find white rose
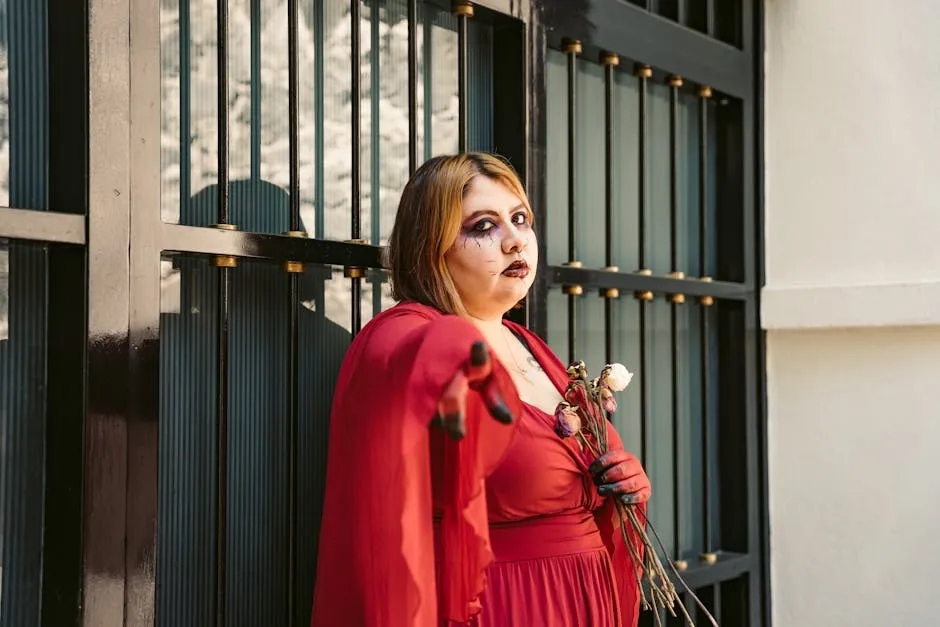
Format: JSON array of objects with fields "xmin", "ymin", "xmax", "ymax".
[{"xmin": 604, "ymin": 363, "xmax": 633, "ymax": 392}]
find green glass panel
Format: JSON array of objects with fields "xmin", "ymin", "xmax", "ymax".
[
  {"xmin": 574, "ymin": 58, "xmax": 605, "ymax": 269},
  {"xmin": 0, "ymin": 242, "xmax": 47, "ymax": 626},
  {"xmin": 0, "ymin": 0, "xmax": 48, "ymax": 210},
  {"xmin": 610, "ymin": 298, "xmax": 642, "ymax": 454},
  {"xmin": 545, "ymin": 49, "xmax": 568, "ymax": 267},
  {"xmin": 611, "ymin": 70, "xmax": 640, "ymax": 272},
  {"xmin": 646, "ymin": 82, "xmax": 672, "ymax": 275}
]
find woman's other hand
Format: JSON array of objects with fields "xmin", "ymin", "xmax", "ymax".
[
  {"xmin": 589, "ymin": 449, "xmax": 651, "ymax": 505},
  {"xmin": 431, "ymin": 341, "xmax": 514, "ymax": 440}
]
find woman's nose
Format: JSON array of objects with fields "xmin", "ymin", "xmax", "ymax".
[{"xmin": 503, "ymin": 225, "xmax": 526, "ymax": 254}]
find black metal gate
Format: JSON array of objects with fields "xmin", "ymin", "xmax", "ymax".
[{"xmin": 0, "ymin": 0, "xmax": 766, "ymax": 625}]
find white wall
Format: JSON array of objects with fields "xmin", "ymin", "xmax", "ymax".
[{"xmin": 764, "ymin": 1, "xmax": 940, "ymax": 625}]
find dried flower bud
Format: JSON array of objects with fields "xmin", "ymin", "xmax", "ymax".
[
  {"xmin": 567, "ymin": 360, "xmax": 588, "ymax": 381},
  {"xmin": 603, "ymin": 363, "xmax": 633, "ymax": 392},
  {"xmin": 553, "ymin": 403, "xmax": 582, "ymax": 438},
  {"xmin": 599, "ymin": 386, "xmax": 618, "ymax": 413},
  {"xmin": 564, "ymin": 382, "xmax": 589, "ymax": 409}
]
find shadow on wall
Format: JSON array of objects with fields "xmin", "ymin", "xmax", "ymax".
[{"xmin": 156, "ymin": 179, "xmax": 351, "ymax": 627}]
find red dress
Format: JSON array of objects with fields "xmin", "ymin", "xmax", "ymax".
[{"xmin": 311, "ymin": 302, "xmax": 643, "ymax": 627}]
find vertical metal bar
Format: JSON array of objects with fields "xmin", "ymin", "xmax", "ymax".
[
  {"xmin": 288, "ymin": 0, "xmax": 300, "ymax": 233},
  {"xmin": 601, "ymin": 51, "xmax": 619, "ymax": 364},
  {"xmin": 351, "ymin": 0, "xmax": 362, "ymax": 241},
  {"xmin": 422, "ymin": 12, "xmax": 433, "ymax": 161},
  {"xmin": 286, "ymin": 0, "xmax": 301, "ymax": 623},
  {"xmin": 714, "ymin": 582, "xmax": 723, "ymax": 624},
  {"xmin": 250, "ymin": 0, "xmax": 261, "ymax": 182},
  {"xmin": 217, "ymin": 0, "xmax": 230, "ymax": 226},
  {"xmin": 314, "ymin": 0, "xmax": 325, "ymax": 239},
  {"xmin": 697, "ymin": 85, "xmax": 717, "ymax": 566},
  {"xmin": 407, "ymin": 0, "xmax": 419, "ymax": 173},
  {"xmin": 564, "ymin": 39, "xmax": 579, "ymax": 264},
  {"xmin": 706, "ymin": 0, "xmax": 717, "ymax": 37},
  {"xmin": 666, "ymin": 73, "xmax": 686, "ymax": 571},
  {"xmin": 214, "ymin": 1, "xmax": 233, "ymax": 623},
  {"xmin": 350, "ymin": 0, "xmax": 363, "ymax": 334},
  {"xmin": 180, "ymin": 0, "xmax": 192, "ymax": 215},
  {"xmin": 453, "ymin": 1, "xmax": 473, "ymax": 152},
  {"xmin": 562, "ymin": 38, "xmax": 582, "ymax": 364},
  {"xmin": 371, "ymin": 0, "xmax": 383, "ymax": 317},
  {"xmin": 214, "ymin": 258, "xmax": 232, "ymax": 627},
  {"xmin": 634, "ymin": 64, "xmax": 653, "ymax": 465}
]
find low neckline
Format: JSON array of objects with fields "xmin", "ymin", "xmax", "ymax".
[{"xmin": 500, "ymin": 320, "xmax": 566, "ymax": 398}]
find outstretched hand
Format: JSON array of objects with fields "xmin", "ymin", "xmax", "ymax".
[
  {"xmin": 589, "ymin": 449, "xmax": 651, "ymax": 506},
  {"xmin": 431, "ymin": 341, "xmax": 514, "ymax": 440}
]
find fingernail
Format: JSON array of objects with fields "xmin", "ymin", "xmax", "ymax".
[
  {"xmin": 597, "ymin": 484, "xmax": 612, "ymax": 495},
  {"xmin": 470, "ymin": 341, "xmax": 488, "ymax": 367},
  {"xmin": 490, "ymin": 400, "xmax": 513, "ymax": 424},
  {"xmin": 620, "ymin": 493, "xmax": 640, "ymax": 505}
]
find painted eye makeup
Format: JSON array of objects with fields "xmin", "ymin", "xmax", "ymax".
[{"xmin": 461, "ymin": 209, "xmax": 530, "ymax": 237}]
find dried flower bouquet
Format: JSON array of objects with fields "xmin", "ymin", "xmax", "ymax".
[{"xmin": 553, "ymin": 361, "xmax": 718, "ymax": 627}]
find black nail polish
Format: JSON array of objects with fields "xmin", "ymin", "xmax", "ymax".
[
  {"xmin": 470, "ymin": 341, "xmax": 488, "ymax": 367},
  {"xmin": 490, "ymin": 400, "xmax": 513, "ymax": 424}
]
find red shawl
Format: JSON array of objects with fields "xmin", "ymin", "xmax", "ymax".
[{"xmin": 310, "ymin": 302, "xmax": 642, "ymax": 626}]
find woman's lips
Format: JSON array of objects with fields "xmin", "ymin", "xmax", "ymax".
[{"xmin": 502, "ymin": 260, "xmax": 529, "ymax": 279}]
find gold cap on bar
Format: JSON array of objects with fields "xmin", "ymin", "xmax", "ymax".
[
  {"xmin": 452, "ymin": 0, "xmax": 474, "ymax": 17},
  {"xmin": 667, "ymin": 75, "xmax": 684, "ymax": 88},
  {"xmin": 634, "ymin": 64, "xmax": 653, "ymax": 79},
  {"xmin": 562, "ymin": 39, "xmax": 582, "ymax": 55},
  {"xmin": 600, "ymin": 51, "xmax": 619, "ymax": 67}
]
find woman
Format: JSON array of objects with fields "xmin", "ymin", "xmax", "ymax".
[{"xmin": 311, "ymin": 153, "xmax": 651, "ymax": 627}]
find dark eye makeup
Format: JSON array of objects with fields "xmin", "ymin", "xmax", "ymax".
[{"xmin": 462, "ymin": 210, "xmax": 530, "ymax": 237}]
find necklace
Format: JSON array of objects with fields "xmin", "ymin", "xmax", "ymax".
[{"xmin": 500, "ymin": 326, "xmax": 534, "ymax": 384}]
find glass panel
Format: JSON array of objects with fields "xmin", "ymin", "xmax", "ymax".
[
  {"xmin": 157, "ymin": 255, "xmax": 353, "ymax": 626},
  {"xmin": 0, "ymin": 241, "xmax": 47, "ymax": 625},
  {"xmin": 0, "ymin": 0, "xmax": 49, "ymax": 210},
  {"xmin": 646, "ymin": 296, "xmax": 674, "ymax": 557},
  {"xmin": 574, "ymin": 58, "xmax": 605, "ymax": 270},
  {"xmin": 611, "ymin": 298, "xmax": 642, "ymax": 453},
  {"xmin": 544, "ymin": 49, "xmax": 567, "ymax": 267},
  {"xmin": 161, "ymin": 0, "xmax": 495, "ymax": 236},
  {"xmin": 156, "ymin": 254, "xmax": 217, "ymax": 626},
  {"xmin": 647, "ymin": 81, "xmax": 671, "ymax": 275},
  {"xmin": 546, "ymin": 48, "xmax": 723, "ymax": 566},
  {"xmin": 611, "ymin": 69, "xmax": 639, "ymax": 272}
]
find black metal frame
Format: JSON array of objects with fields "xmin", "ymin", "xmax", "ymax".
[{"xmin": 0, "ymin": 0, "xmax": 767, "ymax": 624}]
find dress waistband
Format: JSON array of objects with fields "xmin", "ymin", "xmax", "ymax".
[{"xmin": 487, "ymin": 511, "xmax": 604, "ymax": 562}]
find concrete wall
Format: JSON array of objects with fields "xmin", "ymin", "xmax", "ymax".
[{"xmin": 763, "ymin": 0, "xmax": 940, "ymax": 624}]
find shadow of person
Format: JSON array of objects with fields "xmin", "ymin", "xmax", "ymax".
[{"xmin": 157, "ymin": 179, "xmax": 352, "ymax": 627}]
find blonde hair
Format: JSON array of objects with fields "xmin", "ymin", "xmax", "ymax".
[{"xmin": 387, "ymin": 152, "xmax": 532, "ymax": 317}]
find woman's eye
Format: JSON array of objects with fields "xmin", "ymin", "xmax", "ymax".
[
  {"xmin": 473, "ymin": 219, "xmax": 496, "ymax": 232},
  {"xmin": 512, "ymin": 212, "xmax": 529, "ymax": 225}
]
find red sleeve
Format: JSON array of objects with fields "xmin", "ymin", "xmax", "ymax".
[
  {"xmin": 593, "ymin": 425, "xmax": 646, "ymax": 627},
  {"xmin": 310, "ymin": 304, "xmax": 519, "ymax": 627}
]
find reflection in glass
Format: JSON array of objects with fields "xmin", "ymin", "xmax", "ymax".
[
  {"xmin": 0, "ymin": 242, "xmax": 47, "ymax": 625},
  {"xmin": 160, "ymin": 0, "xmax": 494, "ymax": 235},
  {"xmin": 0, "ymin": 0, "xmax": 49, "ymax": 210}
]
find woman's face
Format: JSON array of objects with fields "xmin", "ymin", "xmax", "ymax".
[{"xmin": 445, "ymin": 175, "xmax": 538, "ymax": 320}]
